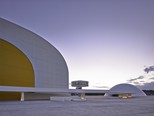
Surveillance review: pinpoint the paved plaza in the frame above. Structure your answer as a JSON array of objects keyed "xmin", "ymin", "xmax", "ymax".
[{"xmin": 0, "ymin": 96, "xmax": 154, "ymax": 116}]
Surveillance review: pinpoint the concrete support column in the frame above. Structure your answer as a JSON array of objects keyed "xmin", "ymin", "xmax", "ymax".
[{"xmin": 21, "ymin": 92, "xmax": 24, "ymax": 101}]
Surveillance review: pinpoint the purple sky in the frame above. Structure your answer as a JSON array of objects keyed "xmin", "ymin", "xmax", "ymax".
[{"xmin": 0, "ymin": 0, "xmax": 154, "ymax": 89}]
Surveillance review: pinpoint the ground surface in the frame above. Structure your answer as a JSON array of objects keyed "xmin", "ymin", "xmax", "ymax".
[{"xmin": 0, "ymin": 96, "xmax": 154, "ymax": 116}]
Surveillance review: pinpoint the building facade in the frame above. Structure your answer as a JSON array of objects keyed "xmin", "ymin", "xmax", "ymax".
[{"xmin": 0, "ymin": 18, "xmax": 69, "ymax": 100}]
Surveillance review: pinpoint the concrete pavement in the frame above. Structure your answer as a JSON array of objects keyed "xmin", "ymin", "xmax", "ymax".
[{"xmin": 0, "ymin": 96, "xmax": 154, "ymax": 116}]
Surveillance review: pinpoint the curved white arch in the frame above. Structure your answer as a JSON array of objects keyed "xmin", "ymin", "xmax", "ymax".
[{"xmin": 0, "ymin": 18, "xmax": 68, "ymax": 88}]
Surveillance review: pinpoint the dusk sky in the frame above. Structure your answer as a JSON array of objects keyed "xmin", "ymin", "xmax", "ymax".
[{"xmin": 0, "ymin": 0, "xmax": 154, "ymax": 90}]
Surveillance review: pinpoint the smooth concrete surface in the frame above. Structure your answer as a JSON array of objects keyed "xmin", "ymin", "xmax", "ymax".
[
  {"xmin": 0, "ymin": 96, "xmax": 154, "ymax": 116},
  {"xmin": 105, "ymin": 83, "xmax": 146, "ymax": 97},
  {"xmin": 0, "ymin": 18, "xmax": 68, "ymax": 89}
]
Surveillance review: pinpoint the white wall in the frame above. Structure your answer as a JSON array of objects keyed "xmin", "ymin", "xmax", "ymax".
[{"xmin": 0, "ymin": 18, "xmax": 69, "ymax": 88}]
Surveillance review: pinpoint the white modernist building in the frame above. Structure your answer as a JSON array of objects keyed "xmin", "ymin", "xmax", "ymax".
[
  {"xmin": 0, "ymin": 17, "xmax": 68, "ymax": 100},
  {"xmin": 105, "ymin": 83, "xmax": 146, "ymax": 98},
  {"xmin": 0, "ymin": 18, "xmax": 146, "ymax": 101},
  {"xmin": 0, "ymin": 18, "xmax": 68, "ymax": 88}
]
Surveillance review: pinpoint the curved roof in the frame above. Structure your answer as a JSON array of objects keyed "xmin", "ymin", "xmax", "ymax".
[
  {"xmin": 0, "ymin": 18, "xmax": 68, "ymax": 88},
  {"xmin": 108, "ymin": 83, "xmax": 146, "ymax": 97}
]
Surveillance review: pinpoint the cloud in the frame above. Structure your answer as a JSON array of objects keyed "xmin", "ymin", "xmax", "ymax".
[
  {"xmin": 133, "ymin": 82, "xmax": 140, "ymax": 85},
  {"xmin": 127, "ymin": 73, "xmax": 154, "ymax": 90},
  {"xmin": 150, "ymin": 77, "xmax": 154, "ymax": 80},
  {"xmin": 127, "ymin": 76, "xmax": 145, "ymax": 82},
  {"xmin": 127, "ymin": 66, "xmax": 154, "ymax": 90},
  {"xmin": 139, "ymin": 80, "xmax": 145, "ymax": 83},
  {"xmin": 144, "ymin": 66, "xmax": 154, "ymax": 73},
  {"xmin": 128, "ymin": 78, "xmax": 138, "ymax": 82},
  {"xmin": 138, "ymin": 82, "xmax": 154, "ymax": 90},
  {"xmin": 92, "ymin": 85, "xmax": 109, "ymax": 89}
]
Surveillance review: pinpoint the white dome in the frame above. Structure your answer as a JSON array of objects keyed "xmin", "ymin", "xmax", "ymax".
[{"xmin": 105, "ymin": 83, "xmax": 146, "ymax": 97}]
